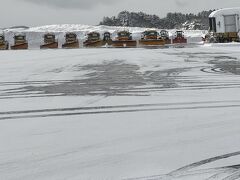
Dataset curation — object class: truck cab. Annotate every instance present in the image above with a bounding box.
[65,33,77,43]
[176,31,184,38]
[14,34,27,45]
[87,32,101,41]
[141,30,159,40]
[103,32,111,41]
[116,31,132,41]
[44,33,56,44]
[0,35,4,44]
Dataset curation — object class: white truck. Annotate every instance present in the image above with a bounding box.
[208,7,240,42]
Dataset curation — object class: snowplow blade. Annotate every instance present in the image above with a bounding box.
[62,41,79,49]
[139,39,165,46]
[0,43,9,50]
[40,42,58,49]
[164,39,172,44]
[11,43,28,50]
[84,40,103,48]
[173,38,187,44]
[112,40,137,48]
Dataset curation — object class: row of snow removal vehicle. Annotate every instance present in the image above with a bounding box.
[0,30,188,50]
[1,7,240,50]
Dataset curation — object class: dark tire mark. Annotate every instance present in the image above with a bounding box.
[123,174,165,180]
[169,151,240,176]
[212,68,225,73]
[2,82,240,99]
[222,170,240,180]
[206,169,239,180]
[201,67,227,74]
[124,165,240,180]
[1,104,240,121]
[1,100,240,115]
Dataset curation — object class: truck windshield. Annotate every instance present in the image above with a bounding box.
[176,31,183,37]
[161,31,169,37]
[16,36,24,40]
[91,33,99,37]
[67,34,76,38]
[119,32,129,37]
[146,31,157,36]
[46,35,54,39]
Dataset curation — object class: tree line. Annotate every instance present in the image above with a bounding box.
[99,10,214,30]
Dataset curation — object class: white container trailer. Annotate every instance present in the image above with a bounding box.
[208,7,240,42]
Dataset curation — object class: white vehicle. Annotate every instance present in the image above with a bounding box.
[208,7,240,42]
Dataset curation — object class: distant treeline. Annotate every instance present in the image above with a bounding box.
[99,10,214,30]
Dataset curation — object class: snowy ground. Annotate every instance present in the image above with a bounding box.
[1,45,240,180]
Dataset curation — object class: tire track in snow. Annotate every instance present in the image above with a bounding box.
[200,67,227,74]
[168,151,240,176]
[124,167,239,180]
[1,102,240,120]
[222,169,240,180]
[2,82,240,99]
[124,153,240,180]
[1,100,239,115]
[206,168,239,180]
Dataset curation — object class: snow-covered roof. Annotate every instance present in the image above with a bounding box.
[209,7,240,18]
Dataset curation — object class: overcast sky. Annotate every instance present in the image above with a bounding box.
[1,0,240,27]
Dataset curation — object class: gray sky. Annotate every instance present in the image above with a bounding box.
[1,0,240,27]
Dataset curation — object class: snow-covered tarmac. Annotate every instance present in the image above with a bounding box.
[0,45,240,180]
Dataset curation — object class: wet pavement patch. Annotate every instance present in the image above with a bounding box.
[3,60,189,97]
[208,56,240,75]
[2,53,240,99]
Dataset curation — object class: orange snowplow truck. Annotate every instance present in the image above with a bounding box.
[142,30,159,40]
[173,30,187,44]
[84,32,102,47]
[139,30,165,46]
[62,33,79,49]
[11,34,28,50]
[0,34,9,50]
[40,33,58,49]
[112,31,137,48]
